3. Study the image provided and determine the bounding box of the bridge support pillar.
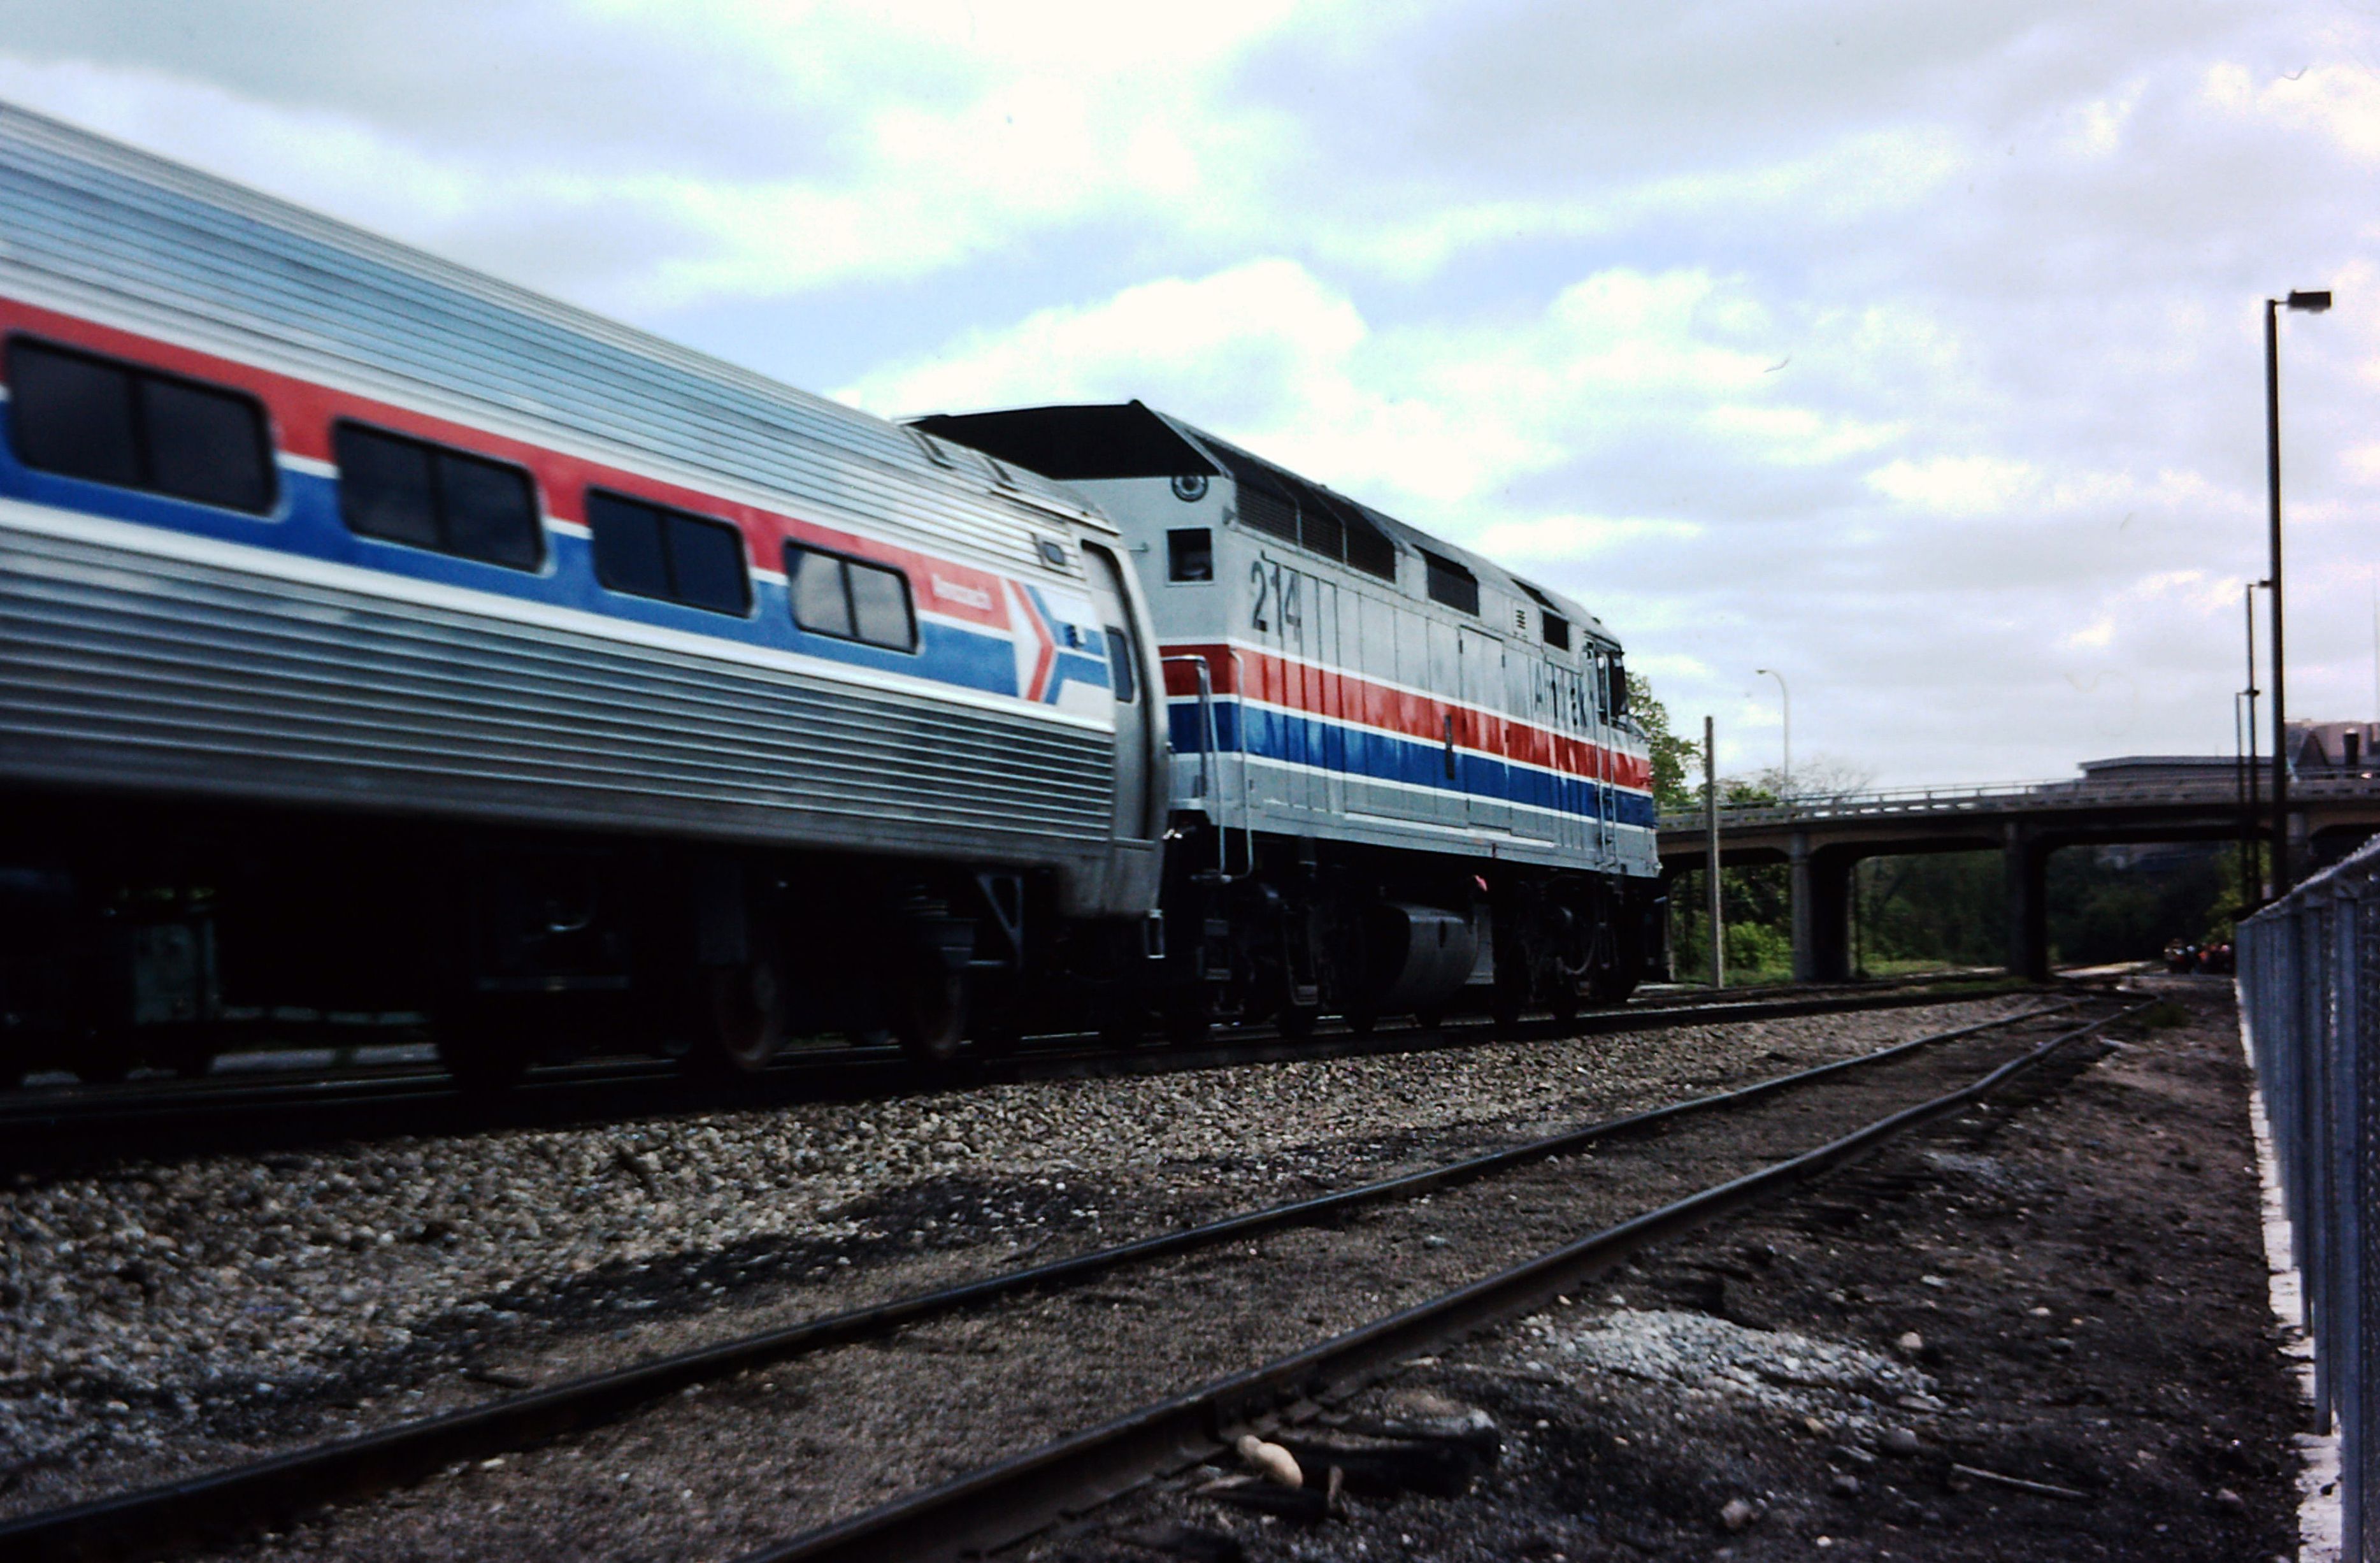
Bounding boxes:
[2004,823,2051,981]
[1789,833,1854,983]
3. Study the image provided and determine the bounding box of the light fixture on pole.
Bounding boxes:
[2265,287,2332,897]
[1756,667,1789,796]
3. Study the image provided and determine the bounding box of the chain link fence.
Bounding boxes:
[2239,834,2380,1559]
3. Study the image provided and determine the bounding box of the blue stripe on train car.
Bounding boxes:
[1170,698,1659,829]
[0,425,1031,700]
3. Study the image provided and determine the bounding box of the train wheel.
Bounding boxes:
[434,998,535,1091]
[1162,994,1210,1049]
[73,1034,134,1085]
[690,951,789,1077]
[892,953,965,1066]
[1345,1009,1378,1039]
[1549,983,1581,1028]
[1414,1007,1447,1031]
[162,1035,217,1081]
[1277,1002,1320,1039]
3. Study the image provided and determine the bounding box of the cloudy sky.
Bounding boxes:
[4,1,2373,786]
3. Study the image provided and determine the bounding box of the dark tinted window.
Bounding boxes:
[441,452,539,568]
[1167,528,1212,582]
[587,489,749,615]
[11,344,139,487]
[847,560,915,650]
[668,514,749,614]
[141,377,274,511]
[1610,656,1629,717]
[8,337,273,513]
[787,545,914,651]
[1104,624,1137,702]
[1542,613,1570,651]
[587,490,670,599]
[335,422,540,570]
[335,425,438,548]
[1421,550,1479,616]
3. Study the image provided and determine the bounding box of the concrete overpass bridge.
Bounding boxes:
[1656,757,2380,981]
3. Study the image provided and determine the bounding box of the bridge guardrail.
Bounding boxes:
[1656,768,2380,833]
[2239,833,2380,1560]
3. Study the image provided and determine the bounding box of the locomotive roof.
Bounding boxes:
[909,401,1614,647]
[0,103,1106,574]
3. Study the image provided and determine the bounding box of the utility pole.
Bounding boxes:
[1704,715,1723,990]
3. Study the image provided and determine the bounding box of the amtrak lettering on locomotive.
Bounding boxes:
[0,103,1660,1086]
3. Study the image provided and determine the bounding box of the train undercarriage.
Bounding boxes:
[0,793,1664,1088]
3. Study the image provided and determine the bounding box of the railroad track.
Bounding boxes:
[0,975,2025,1170]
[0,995,2107,1562]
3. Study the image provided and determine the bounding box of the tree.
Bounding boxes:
[1626,671,1701,813]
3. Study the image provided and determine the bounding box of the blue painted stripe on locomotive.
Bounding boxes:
[1170,698,1660,830]
[0,412,1061,702]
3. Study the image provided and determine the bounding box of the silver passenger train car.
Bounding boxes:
[0,104,1167,1083]
[915,405,1665,1037]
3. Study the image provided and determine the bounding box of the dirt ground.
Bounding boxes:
[1066,984,2306,1562]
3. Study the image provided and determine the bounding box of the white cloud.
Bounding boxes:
[1865,454,2036,514]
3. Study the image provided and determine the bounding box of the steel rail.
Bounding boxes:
[0,978,2025,1169]
[0,999,2080,1562]
[740,1002,2137,1563]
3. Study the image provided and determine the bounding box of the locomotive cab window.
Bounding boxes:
[787,544,915,652]
[1104,625,1138,702]
[8,336,275,514]
[334,422,541,570]
[1166,528,1212,583]
[586,489,750,615]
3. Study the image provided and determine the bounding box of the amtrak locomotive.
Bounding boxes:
[0,104,1662,1086]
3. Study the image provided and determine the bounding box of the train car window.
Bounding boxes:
[1104,625,1137,702]
[335,422,541,570]
[10,342,140,488]
[8,337,275,514]
[1542,612,1571,651]
[587,489,750,615]
[336,425,440,548]
[668,513,750,615]
[1421,549,1480,616]
[787,546,854,638]
[586,490,670,600]
[440,450,540,568]
[1167,528,1212,582]
[1609,655,1630,718]
[787,545,916,651]
[140,378,275,512]
[847,559,916,650]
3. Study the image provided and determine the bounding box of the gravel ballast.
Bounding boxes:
[0,997,2030,1525]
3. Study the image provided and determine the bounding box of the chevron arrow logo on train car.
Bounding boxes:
[1007,579,1059,703]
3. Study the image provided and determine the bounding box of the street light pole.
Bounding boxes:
[1756,667,1789,796]
[2245,580,2265,902]
[2267,287,2332,898]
